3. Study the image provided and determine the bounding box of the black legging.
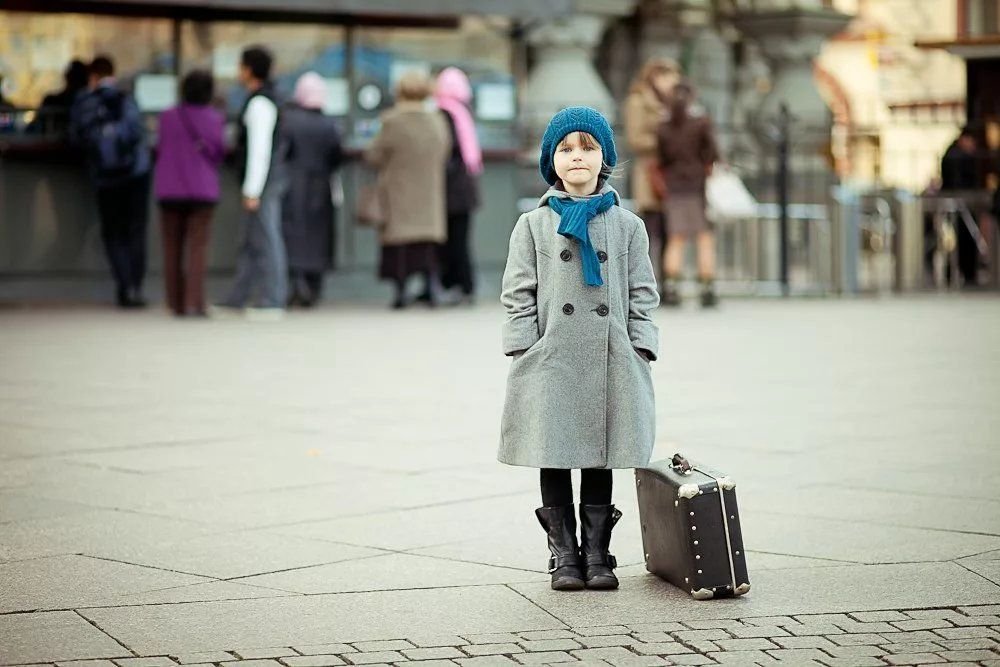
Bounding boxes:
[540,468,613,507]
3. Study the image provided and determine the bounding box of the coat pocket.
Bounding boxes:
[514,335,547,361]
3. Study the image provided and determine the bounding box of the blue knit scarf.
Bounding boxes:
[547,191,616,287]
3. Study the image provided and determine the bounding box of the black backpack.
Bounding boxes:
[87,90,142,179]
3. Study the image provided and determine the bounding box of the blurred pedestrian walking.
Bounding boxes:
[214,46,286,320]
[154,70,225,317]
[624,58,680,289]
[70,55,152,308]
[435,66,482,304]
[33,59,88,136]
[656,81,720,308]
[278,72,343,308]
[0,72,14,111]
[940,127,982,288]
[365,70,451,309]
[500,107,659,592]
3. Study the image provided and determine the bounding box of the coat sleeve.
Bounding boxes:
[624,94,657,154]
[364,113,391,167]
[655,121,671,168]
[242,96,277,199]
[500,214,540,356]
[700,117,720,166]
[437,112,453,165]
[68,95,87,148]
[627,218,660,360]
[207,112,227,166]
[327,124,344,172]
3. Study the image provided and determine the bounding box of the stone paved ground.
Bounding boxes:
[1,297,999,666]
[3,607,1000,666]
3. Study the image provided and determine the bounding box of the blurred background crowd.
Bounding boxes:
[1,0,998,312]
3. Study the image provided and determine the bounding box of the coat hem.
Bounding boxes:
[497,458,643,470]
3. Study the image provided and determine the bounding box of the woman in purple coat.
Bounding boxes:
[154,70,225,316]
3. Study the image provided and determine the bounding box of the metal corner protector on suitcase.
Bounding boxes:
[635,454,750,600]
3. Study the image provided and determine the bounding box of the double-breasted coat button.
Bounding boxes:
[597,251,608,263]
[560,249,572,262]
[562,303,575,315]
[596,304,609,317]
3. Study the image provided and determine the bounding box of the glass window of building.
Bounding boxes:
[0,12,174,109]
[179,21,347,118]
[965,0,1000,37]
[352,17,515,149]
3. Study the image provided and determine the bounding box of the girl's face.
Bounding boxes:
[553,132,603,195]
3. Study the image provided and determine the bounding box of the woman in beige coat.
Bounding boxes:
[623,58,680,289]
[365,71,451,308]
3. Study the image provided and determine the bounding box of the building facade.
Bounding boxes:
[0,0,901,295]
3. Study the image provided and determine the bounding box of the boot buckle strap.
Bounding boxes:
[548,554,581,573]
[584,553,617,568]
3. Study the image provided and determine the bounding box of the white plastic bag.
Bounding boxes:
[706,166,758,221]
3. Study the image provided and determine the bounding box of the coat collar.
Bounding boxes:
[537,182,621,209]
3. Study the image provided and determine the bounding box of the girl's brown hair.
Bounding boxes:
[628,57,681,95]
[557,131,600,152]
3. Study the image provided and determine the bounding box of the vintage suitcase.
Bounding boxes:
[635,454,750,600]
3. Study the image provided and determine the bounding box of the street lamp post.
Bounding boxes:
[777,103,790,296]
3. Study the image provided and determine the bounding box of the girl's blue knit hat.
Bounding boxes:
[539,106,618,186]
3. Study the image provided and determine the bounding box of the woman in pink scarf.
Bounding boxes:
[434,67,483,304]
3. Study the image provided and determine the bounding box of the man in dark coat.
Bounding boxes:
[940,127,981,287]
[34,60,88,136]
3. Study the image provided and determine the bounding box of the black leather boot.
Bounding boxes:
[699,277,718,308]
[579,504,622,590]
[660,278,682,307]
[535,505,585,591]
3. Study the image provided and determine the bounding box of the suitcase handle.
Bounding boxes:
[671,453,693,474]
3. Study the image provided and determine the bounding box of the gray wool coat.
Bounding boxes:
[498,184,660,470]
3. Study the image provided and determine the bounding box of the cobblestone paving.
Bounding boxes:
[8,607,999,667]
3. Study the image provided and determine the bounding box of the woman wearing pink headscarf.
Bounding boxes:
[435,67,483,304]
[276,71,343,307]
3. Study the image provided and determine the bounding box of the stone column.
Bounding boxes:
[637,0,721,61]
[733,7,851,184]
[522,0,637,134]
[733,4,852,287]
[634,1,734,143]
[519,1,637,199]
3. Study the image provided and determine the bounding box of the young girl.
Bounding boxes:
[499,107,660,591]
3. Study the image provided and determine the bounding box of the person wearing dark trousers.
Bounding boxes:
[434,67,482,304]
[279,72,343,308]
[70,55,151,308]
[154,70,225,317]
[940,127,982,288]
[214,46,286,320]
